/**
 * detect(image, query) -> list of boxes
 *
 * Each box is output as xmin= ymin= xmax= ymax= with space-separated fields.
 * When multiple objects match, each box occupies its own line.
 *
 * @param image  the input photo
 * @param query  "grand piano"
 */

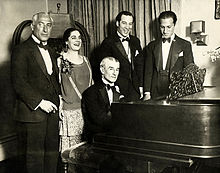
xmin=92 ymin=86 xmax=220 ymax=173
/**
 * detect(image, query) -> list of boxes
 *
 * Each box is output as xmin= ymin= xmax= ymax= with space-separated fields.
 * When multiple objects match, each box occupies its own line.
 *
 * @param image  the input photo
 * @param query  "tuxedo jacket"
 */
xmin=99 ymin=33 xmax=143 ymax=100
xmin=143 ymin=35 xmax=194 ymax=99
xmin=82 ymin=81 xmax=121 ymax=142
xmin=11 ymin=37 xmax=61 ymax=122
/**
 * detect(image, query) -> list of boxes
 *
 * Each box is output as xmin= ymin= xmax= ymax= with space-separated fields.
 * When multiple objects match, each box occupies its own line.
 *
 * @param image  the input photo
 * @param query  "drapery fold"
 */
xmin=68 ymin=0 xmax=179 ymax=56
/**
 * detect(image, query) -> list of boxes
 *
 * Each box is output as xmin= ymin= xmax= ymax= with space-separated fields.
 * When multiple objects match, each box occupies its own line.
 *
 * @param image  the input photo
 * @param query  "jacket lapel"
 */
xmin=154 ymin=39 xmax=162 ymax=72
xmin=29 ymin=38 xmax=57 ymax=79
xmin=113 ymin=35 xmax=129 ymax=62
xmin=154 ymin=36 xmax=182 ymax=71
xmin=113 ymin=91 xmax=120 ymax=102
xmin=129 ymin=37 xmax=136 ymax=58
xmin=169 ymin=36 xmax=182 ymax=70
xmin=115 ymin=41 xmax=128 ymax=59
xmin=48 ymin=48 xmax=58 ymax=74
xmin=98 ymin=82 xmax=110 ymax=106
xmin=129 ymin=37 xmax=137 ymax=69
xmin=34 ymin=46 xmax=49 ymax=77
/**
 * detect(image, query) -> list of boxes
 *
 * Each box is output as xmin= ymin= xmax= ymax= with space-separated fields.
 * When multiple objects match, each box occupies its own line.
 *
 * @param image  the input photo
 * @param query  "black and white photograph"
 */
xmin=0 ymin=0 xmax=220 ymax=173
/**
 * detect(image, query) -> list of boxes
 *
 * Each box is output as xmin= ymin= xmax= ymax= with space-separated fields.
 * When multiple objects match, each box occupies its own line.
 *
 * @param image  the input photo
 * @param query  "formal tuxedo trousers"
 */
xmin=11 ymin=37 xmax=61 ymax=173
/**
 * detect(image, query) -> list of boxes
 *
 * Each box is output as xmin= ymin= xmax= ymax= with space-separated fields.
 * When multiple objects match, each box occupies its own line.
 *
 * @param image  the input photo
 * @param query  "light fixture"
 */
xmin=190 ymin=20 xmax=207 ymax=46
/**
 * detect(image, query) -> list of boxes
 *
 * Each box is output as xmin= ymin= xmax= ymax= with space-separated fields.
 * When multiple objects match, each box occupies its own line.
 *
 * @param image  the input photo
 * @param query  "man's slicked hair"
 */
xmin=158 ymin=11 xmax=177 ymax=25
xmin=115 ymin=11 xmax=135 ymax=23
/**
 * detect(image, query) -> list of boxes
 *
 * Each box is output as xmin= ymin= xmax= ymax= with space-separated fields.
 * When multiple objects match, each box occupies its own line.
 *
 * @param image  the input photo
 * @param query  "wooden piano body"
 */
xmin=93 ymin=87 xmax=220 ymax=170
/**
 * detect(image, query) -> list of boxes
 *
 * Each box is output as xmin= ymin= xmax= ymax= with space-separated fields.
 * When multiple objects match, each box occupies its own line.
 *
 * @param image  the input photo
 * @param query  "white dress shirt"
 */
xmin=117 ymin=31 xmax=131 ymax=62
xmin=102 ymin=78 xmax=114 ymax=105
xmin=162 ymin=34 xmax=175 ymax=70
xmin=32 ymin=34 xmax=53 ymax=110
xmin=144 ymin=34 xmax=175 ymax=97
xmin=32 ymin=34 xmax=53 ymax=75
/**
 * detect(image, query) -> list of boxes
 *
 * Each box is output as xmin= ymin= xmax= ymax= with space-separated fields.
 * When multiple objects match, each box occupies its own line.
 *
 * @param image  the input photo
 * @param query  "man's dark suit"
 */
xmin=143 ymin=35 xmax=194 ymax=99
xmin=99 ymin=33 xmax=143 ymax=101
xmin=82 ymin=81 xmax=127 ymax=172
xmin=11 ymin=37 xmax=60 ymax=173
xmin=82 ymin=81 xmax=121 ymax=142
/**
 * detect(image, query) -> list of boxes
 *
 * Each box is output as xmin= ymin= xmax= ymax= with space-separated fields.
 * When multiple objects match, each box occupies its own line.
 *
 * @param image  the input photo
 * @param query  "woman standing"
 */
xmin=58 ymin=28 xmax=93 ymax=153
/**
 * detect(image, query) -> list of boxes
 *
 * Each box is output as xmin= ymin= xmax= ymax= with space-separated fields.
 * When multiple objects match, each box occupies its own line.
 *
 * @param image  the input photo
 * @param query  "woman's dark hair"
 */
xmin=63 ymin=27 xmax=82 ymax=42
xmin=62 ymin=27 xmax=82 ymax=52
xmin=158 ymin=11 xmax=177 ymax=25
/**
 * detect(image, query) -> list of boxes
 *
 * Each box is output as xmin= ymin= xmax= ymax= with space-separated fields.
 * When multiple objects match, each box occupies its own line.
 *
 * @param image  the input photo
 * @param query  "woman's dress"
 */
xmin=59 ymin=55 xmax=92 ymax=152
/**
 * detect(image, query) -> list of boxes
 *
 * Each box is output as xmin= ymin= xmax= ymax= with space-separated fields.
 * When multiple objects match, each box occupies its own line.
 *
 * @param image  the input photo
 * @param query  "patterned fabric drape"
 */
xmin=68 ymin=0 xmax=179 ymax=56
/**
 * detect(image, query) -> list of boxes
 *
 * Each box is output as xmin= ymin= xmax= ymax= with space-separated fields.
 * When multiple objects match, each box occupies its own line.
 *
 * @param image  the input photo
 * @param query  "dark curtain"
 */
xmin=68 ymin=0 xmax=180 ymax=56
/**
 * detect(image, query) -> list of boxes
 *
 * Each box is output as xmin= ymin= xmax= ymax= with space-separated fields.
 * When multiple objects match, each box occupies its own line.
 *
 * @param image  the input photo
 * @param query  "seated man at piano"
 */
xmin=82 ymin=56 xmax=124 ymax=142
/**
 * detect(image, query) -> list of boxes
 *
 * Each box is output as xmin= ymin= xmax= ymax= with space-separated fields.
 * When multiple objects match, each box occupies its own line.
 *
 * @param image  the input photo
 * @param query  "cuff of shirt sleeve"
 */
xmin=34 ymin=99 xmax=43 ymax=110
xmin=144 ymin=92 xmax=150 ymax=95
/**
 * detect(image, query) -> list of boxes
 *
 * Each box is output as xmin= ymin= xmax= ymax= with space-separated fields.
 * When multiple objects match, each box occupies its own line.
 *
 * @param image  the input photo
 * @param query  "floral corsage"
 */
xmin=58 ymin=55 xmax=74 ymax=75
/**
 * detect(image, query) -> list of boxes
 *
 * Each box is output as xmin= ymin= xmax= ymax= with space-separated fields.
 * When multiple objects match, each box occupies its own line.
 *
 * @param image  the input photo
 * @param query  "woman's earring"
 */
xmin=64 ymin=43 xmax=68 ymax=52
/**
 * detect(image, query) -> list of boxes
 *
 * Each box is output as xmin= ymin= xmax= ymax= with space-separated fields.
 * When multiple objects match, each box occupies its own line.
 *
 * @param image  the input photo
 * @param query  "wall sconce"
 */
xmin=190 ymin=20 xmax=208 ymax=46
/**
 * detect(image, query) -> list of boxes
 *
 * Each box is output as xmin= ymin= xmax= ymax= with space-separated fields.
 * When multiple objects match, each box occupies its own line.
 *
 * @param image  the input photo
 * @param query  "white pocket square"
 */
xmin=178 ymin=51 xmax=183 ymax=57
xmin=135 ymin=50 xmax=139 ymax=56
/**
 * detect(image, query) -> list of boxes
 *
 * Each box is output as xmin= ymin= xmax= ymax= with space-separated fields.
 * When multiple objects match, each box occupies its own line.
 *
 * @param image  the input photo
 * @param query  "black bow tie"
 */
xmin=106 ymin=84 xmax=116 ymax=91
xmin=38 ymin=42 xmax=49 ymax=50
xmin=122 ymin=37 xmax=130 ymax=42
xmin=162 ymin=37 xmax=171 ymax=43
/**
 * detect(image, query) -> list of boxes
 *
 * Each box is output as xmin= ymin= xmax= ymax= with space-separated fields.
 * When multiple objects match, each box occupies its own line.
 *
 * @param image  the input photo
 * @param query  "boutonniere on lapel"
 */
xmin=173 ymin=39 xmax=176 ymax=42
xmin=178 ymin=51 xmax=184 ymax=57
xmin=115 ymin=86 xmax=121 ymax=93
xmin=135 ymin=50 xmax=139 ymax=57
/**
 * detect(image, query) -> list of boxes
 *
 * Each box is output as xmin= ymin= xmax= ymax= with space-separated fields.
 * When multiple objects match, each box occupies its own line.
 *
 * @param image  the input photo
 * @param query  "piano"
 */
xmin=92 ymin=86 xmax=220 ymax=172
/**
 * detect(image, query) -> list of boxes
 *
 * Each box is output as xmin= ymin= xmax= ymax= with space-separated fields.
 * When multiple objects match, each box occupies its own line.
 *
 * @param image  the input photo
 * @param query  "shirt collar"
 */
xmin=117 ymin=31 xmax=130 ymax=41
xmin=170 ymin=33 xmax=175 ymax=42
xmin=162 ymin=33 xmax=175 ymax=44
xmin=32 ymin=34 xmax=47 ymax=45
xmin=102 ymin=78 xmax=114 ymax=87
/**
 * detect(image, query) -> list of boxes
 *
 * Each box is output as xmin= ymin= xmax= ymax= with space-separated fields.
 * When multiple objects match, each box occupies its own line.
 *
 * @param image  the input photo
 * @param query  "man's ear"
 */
xmin=100 ymin=67 xmax=104 ymax=75
xmin=116 ymin=21 xmax=119 ymax=27
xmin=30 ymin=24 xmax=34 ymax=31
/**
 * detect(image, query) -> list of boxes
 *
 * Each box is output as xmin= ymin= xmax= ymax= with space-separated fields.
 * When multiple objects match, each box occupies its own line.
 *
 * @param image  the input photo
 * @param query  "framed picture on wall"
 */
xmin=215 ymin=0 xmax=220 ymax=19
